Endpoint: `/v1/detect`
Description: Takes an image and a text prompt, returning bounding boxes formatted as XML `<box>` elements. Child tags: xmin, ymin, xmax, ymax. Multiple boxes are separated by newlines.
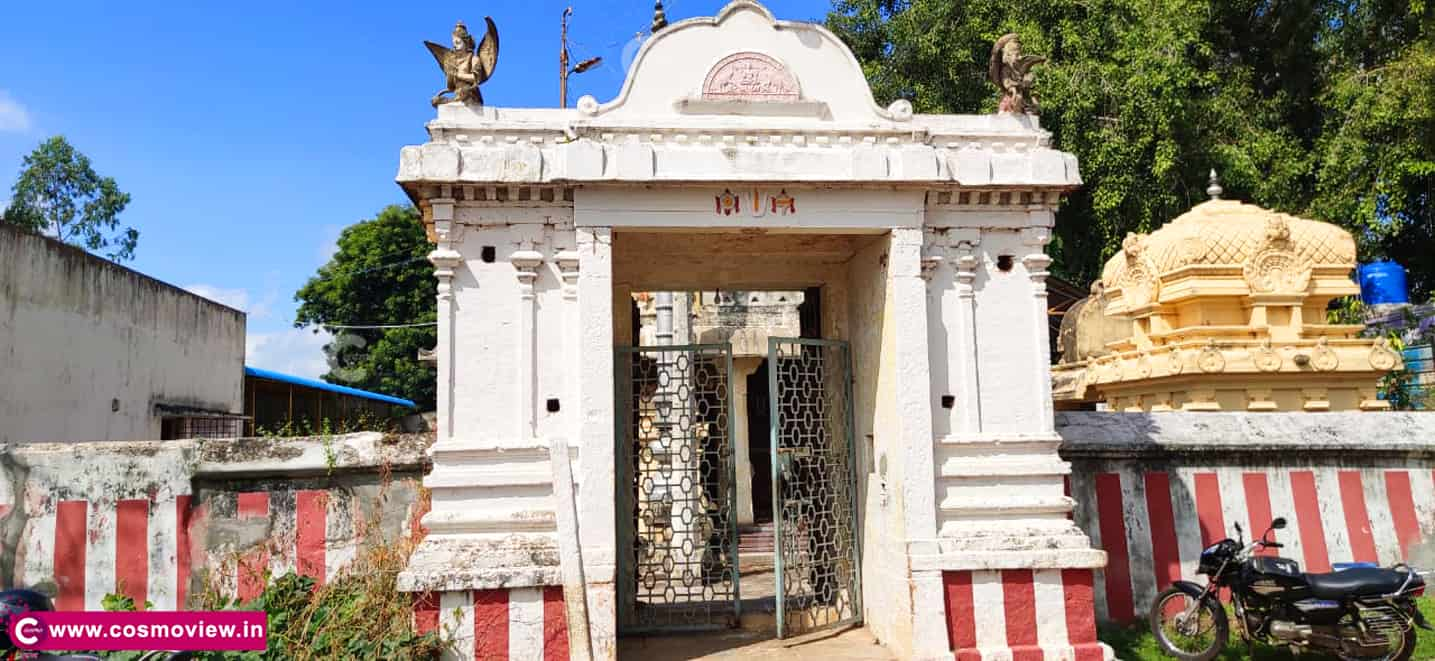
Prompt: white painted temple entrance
<box><xmin>395</xmin><ymin>2</ymin><xmax>1112</xmax><ymax>659</ymax></box>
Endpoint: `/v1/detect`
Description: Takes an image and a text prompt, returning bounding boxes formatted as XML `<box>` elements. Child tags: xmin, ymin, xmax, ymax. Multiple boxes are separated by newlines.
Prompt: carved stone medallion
<box><xmin>1311</xmin><ymin>337</ymin><xmax>1339</xmax><ymax>372</ymax></box>
<box><xmin>1136</xmin><ymin>352</ymin><xmax>1153</xmax><ymax>378</ymax></box>
<box><xmin>1252</xmin><ymin>340</ymin><xmax>1282</xmax><ymax>373</ymax></box>
<box><xmin>1166</xmin><ymin>349</ymin><xmax>1186</xmax><ymax>375</ymax></box>
<box><xmin>1369</xmin><ymin>338</ymin><xmax>1400</xmax><ymax>371</ymax></box>
<box><xmin>1197</xmin><ymin>341</ymin><xmax>1226</xmax><ymax>373</ymax></box>
<box><xmin>702</xmin><ymin>52</ymin><xmax>800</xmax><ymax>102</ymax></box>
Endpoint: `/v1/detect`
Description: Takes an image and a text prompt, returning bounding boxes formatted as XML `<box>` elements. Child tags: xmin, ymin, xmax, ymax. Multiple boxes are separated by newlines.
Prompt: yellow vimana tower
<box><xmin>1053</xmin><ymin>173</ymin><xmax>1403</xmax><ymax>412</ymax></box>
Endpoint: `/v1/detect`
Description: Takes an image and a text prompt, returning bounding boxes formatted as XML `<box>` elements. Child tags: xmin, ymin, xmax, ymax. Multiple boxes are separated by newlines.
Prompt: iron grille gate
<box><xmin>769</xmin><ymin>337</ymin><xmax>862</xmax><ymax>638</ymax></box>
<box><xmin>616</xmin><ymin>343</ymin><xmax>739</xmax><ymax>633</ymax></box>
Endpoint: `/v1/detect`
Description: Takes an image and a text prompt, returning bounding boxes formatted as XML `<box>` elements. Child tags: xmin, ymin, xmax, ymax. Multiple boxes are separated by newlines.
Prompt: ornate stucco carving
<box><xmin>1135</xmin><ymin>352</ymin><xmax>1153</xmax><ymax>379</ymax></box>
<box><xmin>1244</xmin><ymin>215</ymin><xmax>1313</xmax><ymax>294</ymax></box>
<box><xmin>424</xmin><ymin>18</ymin><xmax>499</xmax><ymax>107</ymax></box>
<box><xmin>1100</xmin><ymin>199</ymin><xmax>1357</xmax><ymax>293</ymax></box>
<box><xmin>1197</xmin><ymin>341</ymin><xmax>1226</xmax><ymax>374</ymax></box>
<box><xmin>1252</xmin><ymin>340</ymin><xmax>1282</xmax><ymax>373</ymax></box>
<box><xmin>1056</xmin><ymin>186</ymin><xmax>1394</xmax><ymax>413</ymax></box>
<box><xmin>701</xmin><ymin>52</ymin><xmax>800</xmax><ymax>102</ymax></box>
<box><xmin>1369</xmin><ymin>338</ymin><xmax>1402</xmax><ymax>371</ymax></box>
<box><xmin>1311</xmin><ymin>337</ymin><xmax>1339</xmax><ymax>372</ymax></box>
<box><xmin>1166</xmin><ymin>349</ymin><xmax>1186</xmax><ymax>376</ymax></box>
<box><xmin>1115</xmin><ymin>232</ymin><xmax>1159</xmax><ymax>307</ymax></box>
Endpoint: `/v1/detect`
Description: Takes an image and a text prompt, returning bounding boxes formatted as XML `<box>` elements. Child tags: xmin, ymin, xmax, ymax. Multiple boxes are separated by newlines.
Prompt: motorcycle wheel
<box><xmin>1148</xmin><ymin>586</ymin><xmax>1228</xmax><ymax>661</ymax></box>
<box><xmin>1337</xmin><ymin>625</ymin><xmax>1416</xmax><ymax>661</ymax></box>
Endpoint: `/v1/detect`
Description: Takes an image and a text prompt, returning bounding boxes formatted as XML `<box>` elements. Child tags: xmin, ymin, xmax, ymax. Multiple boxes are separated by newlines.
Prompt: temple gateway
<box><xmin>397</xmin><ymin>2</ymin><xmax>1111</xmax><ymax>659</ymax></box>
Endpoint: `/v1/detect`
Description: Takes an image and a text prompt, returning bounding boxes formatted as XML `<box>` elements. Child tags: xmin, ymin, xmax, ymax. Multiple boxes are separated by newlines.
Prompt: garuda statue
<box><xmin>988</xmin><ymin>33</ymin><xmax>1046</xmax><ymax>115</ymax></box>
<box><xmin>425</xmin><ymin>18</ymin><xmax>499</xmax><ymax>107</ymax></box>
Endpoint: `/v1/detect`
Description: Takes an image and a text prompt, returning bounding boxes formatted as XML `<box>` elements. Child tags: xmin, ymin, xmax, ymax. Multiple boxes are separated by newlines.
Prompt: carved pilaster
<box><xmin>513</xmin><ymin>243</ymin><xmax>544</xmax><ymax>298</ymax></box>
<box><xmin>555</xmin><ymin>249</ymin><xmax>581</xmax><ymax>300</ymax></box>
<box><xmin>554</xmin><ymin>247</ymin><xmax>582</xmax><ymax>460</ymax></box>
<box><xmin>428</xmin><ymin>198</ymin><xmax>461</xmax><ymax>442</ymax></box>
<box><xmin>946</xmin><ymin>235</ymin><xmax>982</xmax><ymax>433</ymax></box>
<box><xmin>1021</xmin><ymin>226</ymin><xmax>1053</xmax><ymax>295</ymax></box>
<box><xmin>919</xmin><ymin>255</ymin><xmax>944</xmax><ymax>281</ymax></box>
<box><xmin>511</xmin><ymin>243</ymin><xmax>545</xmax><ymax>440</ymax></box>
<box><xmin>1022</xmin><ymin>226</ymin><xmax>1055</xmax><ymax>433</ymax></box>
<box><xmin>954</xmin><ymin>252</ymin><xmax>979</xmax><ymax>299</ymax></box>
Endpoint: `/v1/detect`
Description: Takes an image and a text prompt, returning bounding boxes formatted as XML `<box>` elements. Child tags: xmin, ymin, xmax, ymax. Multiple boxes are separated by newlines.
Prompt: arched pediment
<box><xmin>584</xmin><ymin>0</ymin><xmax>904</xmax><ymax>123</ymax></box>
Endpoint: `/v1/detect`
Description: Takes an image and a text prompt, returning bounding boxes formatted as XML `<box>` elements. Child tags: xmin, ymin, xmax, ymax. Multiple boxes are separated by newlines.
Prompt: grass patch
<box><xmin>1100</xmin><ymin>597</ymin><xmax>1434</xmax><ymax>660</ymax></box>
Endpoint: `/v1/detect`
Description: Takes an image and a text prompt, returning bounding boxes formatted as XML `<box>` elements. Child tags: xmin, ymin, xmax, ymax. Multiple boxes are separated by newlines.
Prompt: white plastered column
<box><xmin>888</xmin><ymin>226</ymin><xmax>947</xmax><ymax>660</ymax></box>
<box><xmin>577</xmin><ymin>226</ymin><xmax>617</xmax><ymax>660</ymax></box>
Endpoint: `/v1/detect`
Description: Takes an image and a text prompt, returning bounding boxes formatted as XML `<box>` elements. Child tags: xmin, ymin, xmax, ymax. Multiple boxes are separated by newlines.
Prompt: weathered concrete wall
<box><xmin>0</xmin><ymin>432</ymin><xmax>430</xmax><ymax>609</ymax></box>
<box><xmin>0</xmin><ymin>224</ymin><xmax>245</xmax><ymax>443</ymax></box>
<box><xmin>1059</xmin><ymin>411</ymin><xmax>1435</xmax><ymax>623</ymax></box>
<box><xmin>847</xmin><ymin>231</ymin><xmax>913</xmax><ymax>654</ymax></box>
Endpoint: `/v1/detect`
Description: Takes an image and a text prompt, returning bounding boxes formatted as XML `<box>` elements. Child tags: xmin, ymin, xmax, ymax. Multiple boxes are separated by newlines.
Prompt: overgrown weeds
<box><xmin>71</xmin><ymin>477</ymin><xmax>446</xmax><ymax>659</ymax></box>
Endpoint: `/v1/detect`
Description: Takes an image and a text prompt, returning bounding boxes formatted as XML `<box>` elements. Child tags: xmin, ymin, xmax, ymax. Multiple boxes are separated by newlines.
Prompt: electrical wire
<box><xmin>313</xmin><ymin>256</ymin><xmax>429</xmax><ymax>280</ymax></box>
<box><xmin>316</xmin><ymin>322</ymin><xmax>438</xmax><ymax>330</ymax></box>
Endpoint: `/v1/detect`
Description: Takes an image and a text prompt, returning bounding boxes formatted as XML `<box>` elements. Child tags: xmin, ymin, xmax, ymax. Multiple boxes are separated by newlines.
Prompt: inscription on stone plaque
<box><xmin>702</xmin><ymin>52</ymin><xmax>800</xmax><ymax>102</ymax></box>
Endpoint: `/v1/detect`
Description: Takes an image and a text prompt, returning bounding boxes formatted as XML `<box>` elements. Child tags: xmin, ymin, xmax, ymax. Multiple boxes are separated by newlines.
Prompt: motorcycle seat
<box><xmin>1304</xmin><ymin>567</ymin><xmax>1409</xmax><ymax>599</ymax></box>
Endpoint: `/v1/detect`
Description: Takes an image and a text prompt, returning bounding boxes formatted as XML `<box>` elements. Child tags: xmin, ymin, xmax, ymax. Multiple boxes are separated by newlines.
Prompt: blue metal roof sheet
<box><xmin>244</xmin><ymin>366</ymin><xmax>417</xmax><ymax>408</ymax></box>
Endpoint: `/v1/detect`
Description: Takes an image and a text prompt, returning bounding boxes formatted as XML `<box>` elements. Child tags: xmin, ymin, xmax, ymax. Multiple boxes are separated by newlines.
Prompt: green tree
<box><xmin>1311</xmin><ymin>4</ymin><xmax>1435</xmax><ymax>298</ymax></box>
<box><xmin>295</xmin><ymin>205</ymin><xmax>437</xmax><ymax>411</ymax></box>
<box><xmin>3</xmin><ymin>135</ymin><xmax>138</xmax><ymax>262</ymax></box>
<box><xmin>828</xmin><ymin>0</ymin><xmax>1435</xmax><ymax>300</ymax></box>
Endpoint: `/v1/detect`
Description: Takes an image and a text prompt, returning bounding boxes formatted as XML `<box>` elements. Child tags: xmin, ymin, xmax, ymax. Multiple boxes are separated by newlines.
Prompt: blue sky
<box><xmin>0</xmin><ymin>0</ymin><xmax>833</xmax><ymax>379</ymax></box>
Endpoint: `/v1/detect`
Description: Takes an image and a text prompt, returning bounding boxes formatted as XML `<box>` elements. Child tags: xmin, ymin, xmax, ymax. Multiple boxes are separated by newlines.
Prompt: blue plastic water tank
<box><xmin>1359</xmin><ymin>261</ymin><xmax>1410</xmax><ymax>305</ymax></box>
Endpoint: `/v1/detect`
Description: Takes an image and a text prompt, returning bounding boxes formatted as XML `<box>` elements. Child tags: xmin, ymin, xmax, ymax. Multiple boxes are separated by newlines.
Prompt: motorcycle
<box><xmin>1149</xmin><ymin>517</ymin><xmax>1431</xmax><ymax>660</ymax></box>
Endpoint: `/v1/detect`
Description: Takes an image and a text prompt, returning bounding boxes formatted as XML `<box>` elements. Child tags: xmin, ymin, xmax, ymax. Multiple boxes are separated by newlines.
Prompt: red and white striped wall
<box><xmin>1068</xmin><ymin>466</ymin><xmax>1435</xmax><ymax>622</ymax></box>
<box><xmin>5</xmin><ymin>486</ymin><xmax>424</xmax><ymax>610</ymax></box>
<box><xmin>16</xmin><ymin>496</ymin><xmax>196</xmax><ymax>611</ymax></box>
<box><xmin>942</xmin><ymin>568</ymin><xmax>1111</xmax><ymax>661</ymax></box>
<box><xmin>414</xmin><ymin>586</ymin><xmax>569</xmax><ymax>660</ymax></box>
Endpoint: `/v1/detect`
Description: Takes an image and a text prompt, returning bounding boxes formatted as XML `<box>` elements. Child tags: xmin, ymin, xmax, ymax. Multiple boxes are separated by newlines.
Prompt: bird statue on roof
<box><xmin>988</xmin><ymin>33</ymin><xmax>1046</xmax><ymax>115</ymax></box>
<box><xmin>425</xmin><ymin>18</ymin><xmax>500</xmax><ymax>107</ymax></box>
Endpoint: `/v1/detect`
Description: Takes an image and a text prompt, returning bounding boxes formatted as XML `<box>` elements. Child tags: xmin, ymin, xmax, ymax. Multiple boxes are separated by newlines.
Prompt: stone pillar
<box><xmin>577</xmin><ymin>227</ymin><xmax>617</xmax><ymax>660</ymax></box>
<box><xmin>888</xmin><ymin>227</ymin><xmax>945</xmax><ymax>659</ymax></box>
<box><xmin>731</xmin><ymin>356</ymin><xmax>764</xmax><ymax>526</ymax></box>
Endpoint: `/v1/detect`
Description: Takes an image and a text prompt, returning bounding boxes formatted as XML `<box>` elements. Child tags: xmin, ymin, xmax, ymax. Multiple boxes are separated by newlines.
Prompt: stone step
<box><xmin>737</xmin><ymin>522</ymin><xmax>776</xmax><ymax>553</ymax></box>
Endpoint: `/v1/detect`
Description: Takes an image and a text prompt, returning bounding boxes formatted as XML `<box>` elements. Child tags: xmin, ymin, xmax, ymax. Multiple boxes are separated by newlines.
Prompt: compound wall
<box><xmin>0</xmin><ymin>224</ymin><xmax>245</xmax><ymax>443</ymax></box>
<box><xmin>1059</xmin><ymin>411</ymin><xmax>1435</xmax><ymax>623</ymax></box>
<box><xmin>0</xmin><ymin>433</ymin><xmax>430</xmax><ymax>610</ymax></box>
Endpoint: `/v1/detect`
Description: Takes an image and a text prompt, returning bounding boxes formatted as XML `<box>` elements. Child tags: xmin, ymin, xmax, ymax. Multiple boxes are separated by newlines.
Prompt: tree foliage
<box><xmin>2</xmin><ymin>135</ymin><xmax>138</xmax><ymax>262</ymax></box>
<box><xmin>295</xmin><ymin>205</ymin><xmax>437</xmax><ymax>411</ymax></box>
<box><xmin>828</xmin><ymin>0</ymin><xmax>1435</xmax><ymax>299</ymax></box>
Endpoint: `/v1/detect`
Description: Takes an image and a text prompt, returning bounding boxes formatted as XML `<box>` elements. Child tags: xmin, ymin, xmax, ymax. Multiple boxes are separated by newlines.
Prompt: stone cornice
<box><xmin>398</xmin><ymin>105</ymin><xmax>1081</xmax><ymax>194</ymax></box>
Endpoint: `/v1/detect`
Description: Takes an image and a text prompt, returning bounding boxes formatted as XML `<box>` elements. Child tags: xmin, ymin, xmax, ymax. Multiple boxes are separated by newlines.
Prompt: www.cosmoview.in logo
<box><xmin>7</xmin><ymin>611</ymin><xmax>266</xmax><ymax>651</ymax></box>
<box><xmin>11</xmin><ymin>615</ymin><xmax>46</xmax><ymax>646</ymax></box>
